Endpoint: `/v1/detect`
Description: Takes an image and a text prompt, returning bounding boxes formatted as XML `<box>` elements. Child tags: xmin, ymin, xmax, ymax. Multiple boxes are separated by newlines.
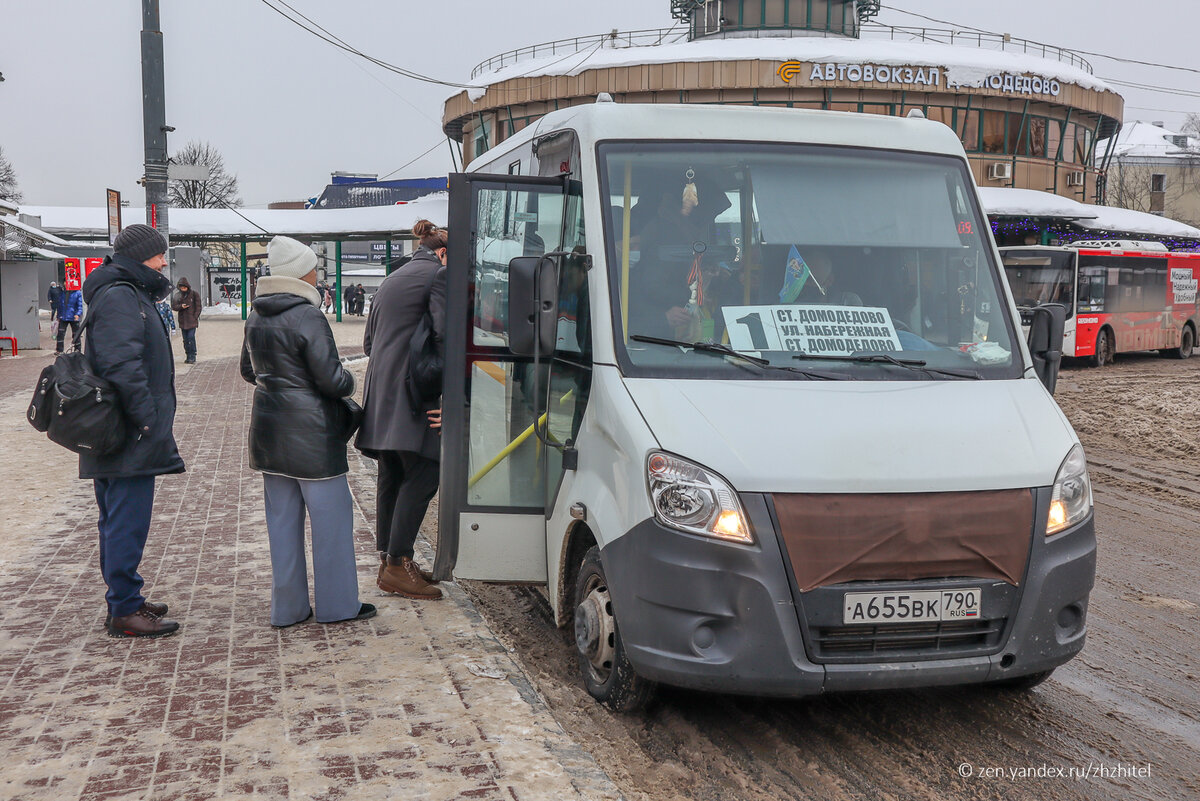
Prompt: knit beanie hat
<box><xmin>267</xmin><ymin>235</ymin><xmax>317</xmax><ymax>279</ymax></box>
<box><xmin>113</xmin><ymin>224</ymin><xmax>168</xmax><ymax>263</ymax></box>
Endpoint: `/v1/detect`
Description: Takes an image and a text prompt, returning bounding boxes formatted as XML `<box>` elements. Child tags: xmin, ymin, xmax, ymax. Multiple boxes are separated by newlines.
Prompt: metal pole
<box><xmin>141</xmin><ymin>0</ymin><xmax>170</xmax><ymax>247</ymax></box>
<box><xmin>385</xmin><ymin>239</ymin><xmax>393</xmax><ymax>275</ymax></box>
<box><xmin>335</xmin><ymin>240</ymin><xmax>343</xmax><ymax>322</ymax></box>
<box><xmin>240</xmin><ymin>240</ymin><xmax>248</xmax><ymax>321</ymax></box>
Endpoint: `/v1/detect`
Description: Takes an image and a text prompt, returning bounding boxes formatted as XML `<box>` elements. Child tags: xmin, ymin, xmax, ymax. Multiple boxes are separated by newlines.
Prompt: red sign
<box><xmin>150</xmin><ymin>203</ymin><xmax>158</xmax><ymax>229</ymax></box>
<box><xmin>84</xmin><ymin>258</ymin><xmax>104</xmax><ymax>280</ymax></box>
<box><xmin>63</xmin><ymin>258</ymin><xmax>82</xmax><ymax>291</ymax></box>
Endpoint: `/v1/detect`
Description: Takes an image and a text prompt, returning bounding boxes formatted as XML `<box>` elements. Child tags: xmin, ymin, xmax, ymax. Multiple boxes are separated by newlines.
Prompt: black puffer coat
<box><xmin>79</xmin><ymin>255</ymin><xmax>185</xmax><ymax>479</ymax></box>
<box><xmin>240</xmin><ymin>278</ymin><xmax>356</xmax><ymax>479</ymax></box>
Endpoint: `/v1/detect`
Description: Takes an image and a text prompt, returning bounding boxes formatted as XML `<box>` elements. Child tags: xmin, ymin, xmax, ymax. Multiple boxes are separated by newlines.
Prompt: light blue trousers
<box><xmin>262</xmin><ymin>473</ymin><xmax>361</xmax><ymax>625</ymax></box>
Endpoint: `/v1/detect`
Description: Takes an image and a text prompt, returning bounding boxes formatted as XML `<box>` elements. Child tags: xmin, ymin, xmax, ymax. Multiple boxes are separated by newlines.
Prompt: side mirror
<box><xmin>507</xmin><ymin>254</ymin><xmax>558</xmax><ymax>357</ymax></box>
<box><xmin>1027</xmin><ymin>303</ymin><xmax>1066</xmax><ymax>394</ymax></box>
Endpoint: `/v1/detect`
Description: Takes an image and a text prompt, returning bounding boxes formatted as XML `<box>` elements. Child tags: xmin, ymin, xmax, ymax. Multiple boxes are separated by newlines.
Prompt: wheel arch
<box><xmin>555</xmin><ymin>520</ymin><xmax>598</xmax><ymax>628</ymax></box>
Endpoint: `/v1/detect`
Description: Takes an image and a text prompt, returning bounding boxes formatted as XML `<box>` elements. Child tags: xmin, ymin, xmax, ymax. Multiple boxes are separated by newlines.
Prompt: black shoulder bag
<box><xmin>27</xmin><ymin>283</ymin><xmax>133</xmax><ymax>455</ymax></box>
<box><xmin>404</xmin><ymin>265</ymin><xmax>444</xmax><ymax>415</ymax></box>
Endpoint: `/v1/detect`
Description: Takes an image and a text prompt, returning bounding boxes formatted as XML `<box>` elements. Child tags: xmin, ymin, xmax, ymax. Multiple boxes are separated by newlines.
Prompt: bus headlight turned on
<box><xmin>647</xmin><ymin>451</ymin><xmax>753</xmax><ymax>544</ymax></box>
<box><xmin>1047</xmin><ymin>444</ymin><xmax>1092</xmax><ymax>535</ymax></box>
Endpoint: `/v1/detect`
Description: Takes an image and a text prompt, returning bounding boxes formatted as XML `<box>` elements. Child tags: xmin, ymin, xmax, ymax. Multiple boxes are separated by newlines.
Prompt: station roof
<box><xmin>979</xmin><ymin>187</ymin><xmax>1200</xmax><ymax>238</ymax></box>
<box><xmin>18</xmin><ymin>194</ymin><xmax>448</xmax><ymax>243</ymax></box>
<box><xmin>460</xmin><ymin>33</ymin><xmax>1113</xmax><ymax>103</ymax></box>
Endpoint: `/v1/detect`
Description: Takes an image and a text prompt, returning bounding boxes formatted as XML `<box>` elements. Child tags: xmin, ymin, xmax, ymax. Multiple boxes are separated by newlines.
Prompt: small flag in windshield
<box><xmin>779</xmin><ymin>245</ymin><xmax>810</xmax><ymax>303</ymax></box>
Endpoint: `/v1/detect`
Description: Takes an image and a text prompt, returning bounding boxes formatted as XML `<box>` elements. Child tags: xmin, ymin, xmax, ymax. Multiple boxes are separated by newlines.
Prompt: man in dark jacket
<box><xmin>48</xmin><ymin>281</ymin><xmax>63</xmax><ymax>322</ymax></box>
<box><xmin>83</xmin><ymin>224</ymin><xmax>185</xmax><ymax>638</ymax></box>
<box><xmin>171</xmin><ymin>276</ymin><xmax>202</xmax><ymax>363</ymax></box>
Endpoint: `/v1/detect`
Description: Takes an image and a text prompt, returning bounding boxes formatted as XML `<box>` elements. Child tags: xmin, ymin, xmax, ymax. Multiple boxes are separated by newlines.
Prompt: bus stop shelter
<box><xmin>18</xmin><ymin>196</ymin><xmax>448</xmax><ymax>321</ymax></box>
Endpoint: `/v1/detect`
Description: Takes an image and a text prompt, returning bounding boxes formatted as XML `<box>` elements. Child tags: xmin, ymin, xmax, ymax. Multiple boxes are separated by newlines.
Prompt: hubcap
<box><xmin>574</xmin><ymin>582</ymin><xmax>616</xmax><ymax>673</ymax></box>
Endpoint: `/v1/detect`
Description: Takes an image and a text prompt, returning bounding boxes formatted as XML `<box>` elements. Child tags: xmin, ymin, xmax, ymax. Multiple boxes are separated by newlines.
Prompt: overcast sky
<box><xmin>2</xmin><ymin>1</ymin><xmax>1196</xmax><ymax>210</ymax></box>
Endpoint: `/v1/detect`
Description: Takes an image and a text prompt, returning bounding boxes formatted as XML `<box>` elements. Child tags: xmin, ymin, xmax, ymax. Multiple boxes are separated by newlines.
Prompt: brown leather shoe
<box><xmin>104</xmin><ymin>600</ymin><xmax>169</xmax><ymax>629</ymax></box>
<box><xmin>378</xmin><ymin>556</ymin><xmax>442</xmax><ymax>600</ymax></box>
<box><xmin>379</xmin><ymin>552</ymin><xmax>439</xmax><ymax>585</ymax></box>
<box><xmin>108</xmin><ymin>606</ymin><xmax>180</xmax><ymax>638</ymax></box>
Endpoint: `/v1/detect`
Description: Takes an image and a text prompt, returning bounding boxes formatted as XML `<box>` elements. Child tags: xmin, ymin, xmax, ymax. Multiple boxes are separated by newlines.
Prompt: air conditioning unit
<box><xmin>987</xmin><ymin>162</ymin><xmax>1012</xmax><ymax>181</ymax></box>
<box><xmin>1066</xmin><ymin>171</ymin><xmax>1086</xmax><ymax>187</ymax></box>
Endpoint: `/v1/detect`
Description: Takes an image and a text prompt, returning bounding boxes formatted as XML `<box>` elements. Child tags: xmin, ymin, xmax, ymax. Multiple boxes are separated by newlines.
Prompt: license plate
<box><xmin>843</xmin><ymin>588</ymin><xmax>981</xmax><ymax>625</ymax></box>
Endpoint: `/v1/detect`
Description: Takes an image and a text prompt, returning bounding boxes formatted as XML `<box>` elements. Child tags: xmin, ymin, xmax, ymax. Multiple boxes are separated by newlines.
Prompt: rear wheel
<box><xmin>1090</xmin><ymin>328</ymin><xmax>1114</xmax><ymax>367</ymax></box>
<box><xmin>1171</xmin><ymin>326</ymin><xmax>1194</xmax><ymax>359</ymax></box>
<box><xmin>573</xmin><ymin>547</ymin><xmax>655</xmax><ymax>711</ymax></box>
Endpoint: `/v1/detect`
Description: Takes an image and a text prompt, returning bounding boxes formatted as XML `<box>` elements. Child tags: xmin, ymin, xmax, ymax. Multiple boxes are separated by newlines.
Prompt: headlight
<box><xmin>1047</xmin><ymin>444</ymin><xmax>1092</xmax><ymax>535</ymax></box>
<box><xmin>646</xmin><ymin>451</ymin><xmax>752</xmax><ymax>544</ymax></box>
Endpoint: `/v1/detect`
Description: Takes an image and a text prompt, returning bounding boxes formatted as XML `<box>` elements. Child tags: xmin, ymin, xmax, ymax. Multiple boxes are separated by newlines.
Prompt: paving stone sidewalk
<box><xmin>0</xmin><ymin>354</ymin><xmax>622</xmax><ymax>801</ymax></box>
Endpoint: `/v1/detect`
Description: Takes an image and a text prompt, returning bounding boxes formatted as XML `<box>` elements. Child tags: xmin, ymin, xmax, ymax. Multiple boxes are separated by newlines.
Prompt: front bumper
<box><xmin>601</xmin><ymin>489</ymin><xmax>1095</xmax><ymax>696</ymax></box>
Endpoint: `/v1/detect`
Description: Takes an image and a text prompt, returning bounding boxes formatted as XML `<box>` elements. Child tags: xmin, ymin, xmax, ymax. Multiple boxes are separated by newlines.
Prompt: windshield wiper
<box><xmin>792</xmin><ymin>352</ymin><xmax>982</xmax><ymax>380</ymax></box>
<box><xmin>630</xmin><ymin>335</ymin><xmax>843</xmax><ymax>379</ymax></box>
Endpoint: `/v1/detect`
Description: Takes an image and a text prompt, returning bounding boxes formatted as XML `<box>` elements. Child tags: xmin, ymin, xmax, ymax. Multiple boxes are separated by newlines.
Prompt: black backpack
<box><xmin>27</xmin><ymin>283</ymin><xmax>133</xmax><ymax>455</ymax></box>
<box><xmin>404</xmin><ymin>265</ymin><xmax>444</xmax><ymax>414</ymax></box>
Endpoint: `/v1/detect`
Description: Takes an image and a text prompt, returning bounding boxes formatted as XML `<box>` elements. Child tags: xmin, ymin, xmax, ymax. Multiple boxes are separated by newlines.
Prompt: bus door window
<box><xmin>466</xmin><ymin>183</ymin><xmax>567</xmax><ymax>509</ymax></box>
<box><xmin>546</xmin><ymin>187</ymin><xmax>592</xmax><ymax>506</ymax></box>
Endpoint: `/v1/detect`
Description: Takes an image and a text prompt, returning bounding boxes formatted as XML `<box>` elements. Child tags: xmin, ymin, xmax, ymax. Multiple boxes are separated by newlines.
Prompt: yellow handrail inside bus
<box><xmin>467</xmin><ymin>388</ymin><xmax>573</xmax><ymax>488</ymax></box>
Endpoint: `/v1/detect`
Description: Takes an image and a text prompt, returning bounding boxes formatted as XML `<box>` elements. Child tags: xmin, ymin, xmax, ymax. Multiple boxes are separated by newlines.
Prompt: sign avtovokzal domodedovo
<box><xmin>778</xmin><ymin>60</ymin><xmax>1063</xmax><ymax>98</ymax></box>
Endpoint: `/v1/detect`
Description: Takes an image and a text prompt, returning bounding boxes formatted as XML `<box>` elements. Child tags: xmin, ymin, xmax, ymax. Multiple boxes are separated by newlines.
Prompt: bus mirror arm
<box><xmin>1027</xmin><ymin>303</ymin><xmax>1066</xmax><ymax>395</ymax></box>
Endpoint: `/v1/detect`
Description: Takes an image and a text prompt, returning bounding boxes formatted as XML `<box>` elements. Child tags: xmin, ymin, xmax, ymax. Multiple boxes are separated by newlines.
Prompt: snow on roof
<box><xmin>1096</xmin><ymin>120</ymin><xmax>1200</xmax><ymax>162</ymax></box>
<box><xmin>29</xmin><ymin>246</ymin><xmax>69</xmax><ymax>260</ymax></box>
<box><xmin>979</xmin><ymin>186</ymin><xmax>1200</xmax><ymax>238</ymax></box>
<box><xmin>19</xmin><ymin>194</ymin><xmax>448</xmax><ymax>241</ymax></box>
<box><xmin>462</xmin><ymin>35</ymin><xmax>1112</xmax><ymax>102</ymax></box>
<box><xmin>0</xmin><ymin>213</ymin><xmax>71</xmax><ymax>246</ymax></box>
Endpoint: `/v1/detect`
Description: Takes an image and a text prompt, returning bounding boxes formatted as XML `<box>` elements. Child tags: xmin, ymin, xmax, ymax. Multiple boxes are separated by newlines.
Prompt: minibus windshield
<box><xmin>600</xmin><ymin>142</ymin><xmax>1021</xmax><ymax>380</ymax></box>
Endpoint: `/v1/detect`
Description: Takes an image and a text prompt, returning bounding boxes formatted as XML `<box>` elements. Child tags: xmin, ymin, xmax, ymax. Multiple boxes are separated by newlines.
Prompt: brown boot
<box><xmin>380</xmin><ymin>552</ymin><xmax>439</xmax><ymax>585</ymax></box>
<box><xmin>378</xmin><ymin>556</ymin><xmax>442</xmax><ymax>600</ymax></box>
<box><xmin>108</xmin><ymin>606</ymin><xmax>180</xmax><ymax>638</ymax></box>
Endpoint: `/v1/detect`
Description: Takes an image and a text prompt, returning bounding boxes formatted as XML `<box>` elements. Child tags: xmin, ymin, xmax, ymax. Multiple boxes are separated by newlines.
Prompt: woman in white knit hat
<box><xmin>240</xmin><ymin>235</ymin><xmax>375</xmax><ymax>627</ymax></box>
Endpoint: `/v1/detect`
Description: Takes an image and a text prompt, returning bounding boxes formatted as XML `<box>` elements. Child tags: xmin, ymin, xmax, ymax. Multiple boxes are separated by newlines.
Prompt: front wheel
<box><xmin>573</xmin><ymin>547</ymin><xmax>655</xmax><ymax>711</ymax></box>
<box><xmin>1090</xmin><ymin>328</ymin><xmax>1114</xmax><ymax>367</ymax></box>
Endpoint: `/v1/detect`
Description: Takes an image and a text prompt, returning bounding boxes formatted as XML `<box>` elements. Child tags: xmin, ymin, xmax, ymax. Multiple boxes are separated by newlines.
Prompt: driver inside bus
<box><xmin>628</xmin><ymin>177</ymin><xmax>734</xmax><ymax>341</ymax></box>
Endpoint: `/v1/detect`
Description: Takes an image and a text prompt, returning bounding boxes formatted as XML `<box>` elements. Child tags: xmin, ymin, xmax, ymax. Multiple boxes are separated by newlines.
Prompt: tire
<box><xmin>1090</xmin><ymin>328</ymin><xmax>1114</xmax><ymax>368</ymax></box>
<box><xmin>1170</xmin><ymin>326</ymin><xmax>1194</xmax><ymax>360</ymax></box>
<box><xmin>987</xmin><ymin>668</ymin><xmax>1054</xmax><ymax>691</ymax></box>
<box><xmin>572</xmin><ymin>547</ymin><xmax>655</xmax><ymax>711</ymax></box>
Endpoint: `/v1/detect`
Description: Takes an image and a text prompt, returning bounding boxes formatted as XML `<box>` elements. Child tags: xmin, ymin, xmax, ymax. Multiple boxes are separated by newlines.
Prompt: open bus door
<box><xmin>434</xmin><ymin>172</ymin><xmax>571</xmax><ymax>582</ymax></box>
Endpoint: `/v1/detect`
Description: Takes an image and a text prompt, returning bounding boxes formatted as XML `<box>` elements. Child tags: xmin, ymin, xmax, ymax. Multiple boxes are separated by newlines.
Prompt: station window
<box><xmin>1151</xmin><ymin>173</ymin><xmax>1166</xmax><ymax>193</ymax></box>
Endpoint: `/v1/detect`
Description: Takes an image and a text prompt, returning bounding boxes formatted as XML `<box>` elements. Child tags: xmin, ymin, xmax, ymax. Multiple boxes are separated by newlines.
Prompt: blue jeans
<box><xmin>181</xmin><ymin>327</ymin><xmax>197</xmax><ymax>359</ymax></box>
<box><xmin>94</xmin><ymin>476</ymin><xmax>157</xmax><ymax>617</ymax></box>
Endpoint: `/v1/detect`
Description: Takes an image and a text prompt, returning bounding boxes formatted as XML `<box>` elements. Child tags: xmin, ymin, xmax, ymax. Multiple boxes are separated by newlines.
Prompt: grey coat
<box><xmin>355</xmin><ymin>247</ymin><xmax>446</xmax><ymax>461</ymax></box>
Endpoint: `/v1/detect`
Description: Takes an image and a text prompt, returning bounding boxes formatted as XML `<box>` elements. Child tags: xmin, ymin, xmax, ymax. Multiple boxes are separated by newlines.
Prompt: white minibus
<box><xmin>432</xmin><ymin>102</ymin><xmax>1094</xmax><ymax>710</ymax></box>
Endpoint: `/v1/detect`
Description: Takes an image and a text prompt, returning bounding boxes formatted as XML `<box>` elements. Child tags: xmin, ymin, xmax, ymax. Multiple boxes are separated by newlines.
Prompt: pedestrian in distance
<box><xmin>356</xmin><ymin>219</ymin><xmax>447</xmax><ymax>600</ymax></box>
<box><xmin>172</xmin><ymin>276</ymin><xmax>202</xmax><ymax>363</ymax></box>
<box><xmin>241</xmin><ymin>235</ymin><xmax>375</xmax><ymax>627</ymax></box>
<box><xmin>54</xmin><ymin>287</ymin><xmax>84</xmax><ymax>353</ymax></box>
<box><xmin>82</xmin><ymin>224</ymin><xmax>185</xmax><ymax>638</ymax></box>
<box><xmin>343</xmin><ymin>284</ymin><xmax>354</xmax><ymax>316</ymax></box>
<box><xmin>354</xmin><ymin>283</ymin><xmax>366</xmax><ymax>316</ymax></box>
<box><xmin>48</xmin><ymin>281</ymin><xmax>63</xmax><ymax>322</ymax></box>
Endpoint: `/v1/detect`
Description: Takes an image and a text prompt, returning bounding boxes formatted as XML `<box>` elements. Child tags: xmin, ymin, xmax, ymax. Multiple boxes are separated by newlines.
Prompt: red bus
<box><xmin>1001</xmin><ymin>240</ymin><xmax>1200</xmax><ymax>366</ymax></box>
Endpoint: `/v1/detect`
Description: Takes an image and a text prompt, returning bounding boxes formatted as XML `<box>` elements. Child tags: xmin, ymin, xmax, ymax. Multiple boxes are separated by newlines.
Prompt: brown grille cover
<box><xmin>773</xmin><ymin>490</ymin><xmax>1034</xmax><ymax>592</ymax></box>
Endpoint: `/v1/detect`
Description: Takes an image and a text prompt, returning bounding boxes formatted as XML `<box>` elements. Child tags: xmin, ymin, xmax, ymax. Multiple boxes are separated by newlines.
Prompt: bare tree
<box><xmin>168</xmin><ymin>140</ymin><xmax>240</xmax><ymax>210</ymax></box>
<box><xmin>0</xmin><ymin>146</ymin><xmax>22</xmax><ymax>203</ymax></box>
<box><xmin>168</xmin><ymin>141</ymin><xmax>241</xmax><ymax>269</ymax></box>
<box><xmin>1181</xmin><ymin>113</ymin><xmax>1200</xmax><ymax>140</ymax></box>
